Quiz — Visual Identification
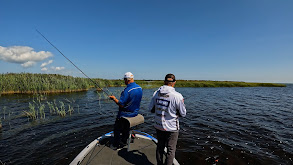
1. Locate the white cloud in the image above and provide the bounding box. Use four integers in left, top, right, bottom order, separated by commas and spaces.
40, 60, 53, 67
41, 66, 66, 72
41, 67, 48, 71
51, 66, 65, 71
21, 61, 36, 68
0, 46, 53, 68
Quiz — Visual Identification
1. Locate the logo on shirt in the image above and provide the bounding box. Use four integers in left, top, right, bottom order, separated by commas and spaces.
158, 93, 169, 98
156, 99, 170, 107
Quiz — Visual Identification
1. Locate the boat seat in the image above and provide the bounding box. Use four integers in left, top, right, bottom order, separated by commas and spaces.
122, 114, 144, 151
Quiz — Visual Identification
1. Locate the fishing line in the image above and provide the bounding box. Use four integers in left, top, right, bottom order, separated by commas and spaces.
85, 139, 111, 165
36, 29, 112, 96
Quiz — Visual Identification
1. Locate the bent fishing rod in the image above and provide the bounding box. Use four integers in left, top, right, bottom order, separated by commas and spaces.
36, 29, 112, 96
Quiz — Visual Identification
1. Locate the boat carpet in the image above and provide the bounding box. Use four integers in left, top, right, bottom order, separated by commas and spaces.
79, 136, 157, 165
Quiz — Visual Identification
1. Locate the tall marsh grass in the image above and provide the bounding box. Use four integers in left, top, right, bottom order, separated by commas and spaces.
0, 73, 286, 95
0, 73, 99, 94
23, 95, 79, 121
135, 80, 286, 88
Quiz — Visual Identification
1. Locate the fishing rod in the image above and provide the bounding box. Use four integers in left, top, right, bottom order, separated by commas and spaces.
36, 29, 112, 96
184, 93, 197, 100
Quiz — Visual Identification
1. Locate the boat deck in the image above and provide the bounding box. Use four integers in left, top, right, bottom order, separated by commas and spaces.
79, 136, 157, 165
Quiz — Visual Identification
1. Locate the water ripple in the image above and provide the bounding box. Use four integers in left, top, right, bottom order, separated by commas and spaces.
1, 86, 293, 164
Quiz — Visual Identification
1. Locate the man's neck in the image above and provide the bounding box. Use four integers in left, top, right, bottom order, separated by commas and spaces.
127, 81, 134, 85
164, 83, 174, 87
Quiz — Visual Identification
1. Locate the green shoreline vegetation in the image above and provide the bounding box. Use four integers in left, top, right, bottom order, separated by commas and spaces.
0, 73, 122, 94
0, 73, 286, 95
23, 96, 77, 120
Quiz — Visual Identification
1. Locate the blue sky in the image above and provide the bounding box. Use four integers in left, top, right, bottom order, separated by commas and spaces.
0, 0, 292, 83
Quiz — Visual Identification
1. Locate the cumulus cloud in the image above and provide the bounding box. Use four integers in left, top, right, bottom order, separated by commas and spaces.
40, 60, 53, 67
41, 67, 48, 71
51, 66, 65, 71
21, 61, 36, 68
0, 46, 53, 68
41, 66, 66, 73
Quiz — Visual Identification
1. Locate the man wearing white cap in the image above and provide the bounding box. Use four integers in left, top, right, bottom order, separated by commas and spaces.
109, 72, 143, 149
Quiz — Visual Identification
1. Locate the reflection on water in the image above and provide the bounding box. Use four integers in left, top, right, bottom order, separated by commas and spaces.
0, 85, 293, 164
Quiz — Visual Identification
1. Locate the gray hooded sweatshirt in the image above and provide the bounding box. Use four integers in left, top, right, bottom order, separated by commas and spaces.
149, 85, 186, 132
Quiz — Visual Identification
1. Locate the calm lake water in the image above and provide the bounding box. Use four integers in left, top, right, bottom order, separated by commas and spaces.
0, 85, 293, 165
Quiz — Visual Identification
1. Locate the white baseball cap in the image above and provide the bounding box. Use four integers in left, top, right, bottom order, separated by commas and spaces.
124, 72, 134, 79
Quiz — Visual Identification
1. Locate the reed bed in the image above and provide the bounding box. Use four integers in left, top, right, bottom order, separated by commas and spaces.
0, 73, 98, 94
0, 73, 286, 95
23, 94, 79, 121
135, 80, 286, 88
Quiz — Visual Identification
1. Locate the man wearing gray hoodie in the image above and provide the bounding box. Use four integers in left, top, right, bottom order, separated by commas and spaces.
149, 73, 187, 165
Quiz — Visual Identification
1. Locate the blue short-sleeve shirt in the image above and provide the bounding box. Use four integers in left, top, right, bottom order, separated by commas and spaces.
117, 82, 142, 118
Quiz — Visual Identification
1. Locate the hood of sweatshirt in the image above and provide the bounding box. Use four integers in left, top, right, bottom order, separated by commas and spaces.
158, 85, 175, 95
